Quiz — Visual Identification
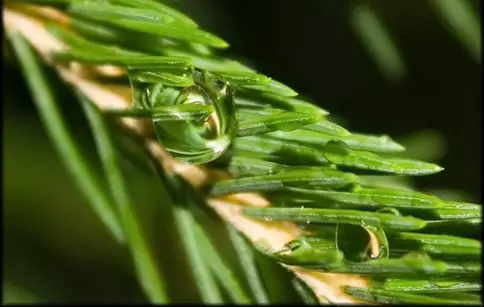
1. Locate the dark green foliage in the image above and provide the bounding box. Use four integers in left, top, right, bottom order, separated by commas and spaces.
6, 0, 481, 304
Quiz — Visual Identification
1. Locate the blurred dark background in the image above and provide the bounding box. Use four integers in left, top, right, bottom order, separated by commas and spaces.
183, 0, 481, 199
3, 0, 481, 303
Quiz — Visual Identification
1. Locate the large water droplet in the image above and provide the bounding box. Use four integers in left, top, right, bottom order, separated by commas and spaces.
131, 69, 237, 164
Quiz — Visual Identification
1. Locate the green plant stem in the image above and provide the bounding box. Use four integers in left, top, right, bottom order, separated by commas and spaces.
428, 0, 481, 63
7, 30, 125, 243
80, 96, 168, 303
292, 278, 319, 305
226, 224, 270, 304
345, 286, 482, 305
172, 205, 224, 303
351, 4, 406, 82
193, 223, 252, 304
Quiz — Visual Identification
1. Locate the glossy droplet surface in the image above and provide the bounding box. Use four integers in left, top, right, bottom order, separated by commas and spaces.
361, 224, 389, 260
132, 69, 237, 164
335, 223, 388, 261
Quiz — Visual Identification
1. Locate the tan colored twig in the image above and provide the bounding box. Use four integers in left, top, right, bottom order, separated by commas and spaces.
3, 5, 368, 304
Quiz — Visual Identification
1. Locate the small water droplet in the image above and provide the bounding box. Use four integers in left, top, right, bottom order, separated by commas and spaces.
377, 207, 401, 216
362, 225, 389, 260
429, 277, 459, 288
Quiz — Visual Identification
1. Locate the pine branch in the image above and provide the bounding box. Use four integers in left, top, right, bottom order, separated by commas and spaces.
4, 5, 364, 303
4, 1, 481, 304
